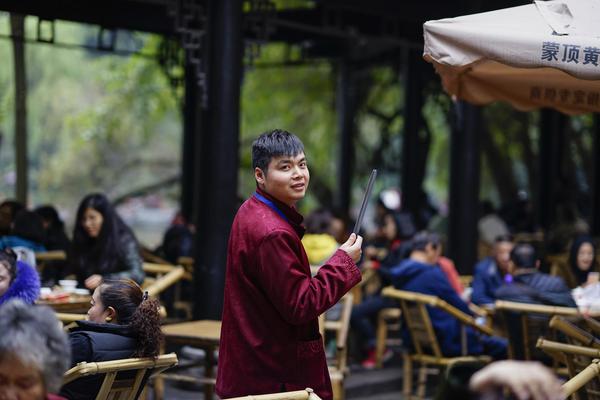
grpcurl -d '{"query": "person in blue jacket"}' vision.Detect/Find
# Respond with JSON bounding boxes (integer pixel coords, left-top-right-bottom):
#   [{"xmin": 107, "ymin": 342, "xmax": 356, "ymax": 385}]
[
  {"xmin": 471, "ymin": 234, "xmax": 514, "ymax": 305},
  {"xmin": 0, "ymin": 248, "xmax": 41, "ymax": 306},
  {"xmin": 390, "ymin": 232, "xmax": 506, "ymax": 359}
]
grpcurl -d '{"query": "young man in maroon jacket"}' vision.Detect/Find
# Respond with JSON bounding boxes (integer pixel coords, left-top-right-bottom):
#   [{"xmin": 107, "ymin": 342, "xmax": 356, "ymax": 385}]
[{"xmin": 216, "ymin": 129, "xmax": 363, "ymax": 400}]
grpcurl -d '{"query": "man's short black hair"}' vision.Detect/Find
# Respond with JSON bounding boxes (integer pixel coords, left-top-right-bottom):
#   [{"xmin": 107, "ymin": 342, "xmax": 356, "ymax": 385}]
[
  {"xmin": 411, "ymin": 231, "xmax": 438, "ymax": 252},
  {"xmin": 252, "ymin": 129, "xmax": 304, "ymax": 173},
  {"xmin": 494, "ymin": 234, "xmax": 514, "ymax": 244},
  {"xmin": 510, "ymin": 243, "xmax": 537, "ymax": 269}
]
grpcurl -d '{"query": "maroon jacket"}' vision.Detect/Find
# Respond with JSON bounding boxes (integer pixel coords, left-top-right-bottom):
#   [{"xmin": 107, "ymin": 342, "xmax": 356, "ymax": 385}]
[{"xmin": 216, "ymin": 189, "xmax": 361, "ymax": 399}]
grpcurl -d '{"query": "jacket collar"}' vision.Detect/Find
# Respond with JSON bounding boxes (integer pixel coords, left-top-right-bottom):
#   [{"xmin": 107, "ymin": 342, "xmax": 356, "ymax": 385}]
[
  {"xmin": 256, "ymin": 188, "xmax": 305, "ymax": 238},
  {"xmin": 72, "ymin": 320, "xmax": 136, "ymax": 337}
]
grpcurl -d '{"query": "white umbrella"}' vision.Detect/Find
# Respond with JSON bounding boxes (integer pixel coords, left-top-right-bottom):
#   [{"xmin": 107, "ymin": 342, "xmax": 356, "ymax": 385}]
[{"xmin": 423, "ymin": 0, "xmax": 600, "ymax": 115}]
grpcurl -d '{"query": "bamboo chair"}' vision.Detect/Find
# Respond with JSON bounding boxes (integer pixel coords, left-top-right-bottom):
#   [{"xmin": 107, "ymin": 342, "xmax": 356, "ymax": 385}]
[
  {"xmin": 318, "ymin": 293, "xmax": 353, "ymax": 400},
  {"xmin": 224, "ymin": 388, "xmax": 322, "ymax": 400},
  {"xmin": 382, "ymin": 287, "xmax": 493, "ymax": 400},
  {"xmin": 143, "ymin": 262, "xmax": 192, "ymax": 319},
  {"xmin": 495, "ymin": 300, "xmax": 581, "ymax": 362},
  {"xmin": 62, "ymin": 353, "xmax": 178, "ymax": 400},
  {"xmin": 537, "ymin": 339, "xmax": 600, "ymax": 399}
]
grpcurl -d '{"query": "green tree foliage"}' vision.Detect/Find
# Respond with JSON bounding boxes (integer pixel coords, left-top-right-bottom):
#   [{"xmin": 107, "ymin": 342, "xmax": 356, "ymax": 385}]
[{"xmin": 0, "ymin": 15, "xmax": 181, "ymax": 212}]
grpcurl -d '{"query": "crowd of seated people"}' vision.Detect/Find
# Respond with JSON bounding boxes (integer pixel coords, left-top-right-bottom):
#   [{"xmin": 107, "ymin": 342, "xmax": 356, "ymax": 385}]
[
  {"xmin": 0, "ymin": 185, "xmax": 598, "ymax": 399},
  {"xmin": 389, "ymin": 232, "xmax": 507, "ymax": 360}
]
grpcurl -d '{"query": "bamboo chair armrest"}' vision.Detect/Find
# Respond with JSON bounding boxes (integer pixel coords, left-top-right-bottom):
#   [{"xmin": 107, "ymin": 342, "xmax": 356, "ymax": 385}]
[
  {"xmin": 63, "ymin": 353, "xmax": 178, "ymax": 385},
  {"xmin": 145, "ymin": 267, "xmax": 186, "ymax": 298},
  {"xmin": 381, "ymin": 287, "xmax": 494, "ymax": 336},
  {"xmin": 35, "ymin": 250, "xmax": 67, "ymax": 261},
  {"xmin": 143, "ymin": 262, "xmax": 177, "ymax": 275},
  {"xmin": 537, "ymin": 338, "xmax": 600, "ymax": 358},
  {"xmin": 438, "ymin": 300, "xmax": 494, "ymax": 336},
  {"xmin": 225, "ymin": 388, "xmax": 322, "ymax": 400},
  {"xmin": 549, "ymin": 316, "xmax": 600, "ymax": 348},
  {"xmin": 562, "ymin": 359, "xmax": 600, "ymax": 397},
  {"xmin": 495, "ymin": 300, "xmax": 581, "ymax": 316}
]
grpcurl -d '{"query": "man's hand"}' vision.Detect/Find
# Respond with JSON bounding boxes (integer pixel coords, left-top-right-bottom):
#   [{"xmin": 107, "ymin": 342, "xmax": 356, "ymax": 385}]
[
  {"xmin": 339, "ymin": 233, "xmax": 363, "ymax": 264},
  {"xmin": 85, "ymin": 274, "xmax": 103, "ymax": 290},
  {"xmin": 469, "ymin": 360, "xmax": 564, "ymax": 400}
]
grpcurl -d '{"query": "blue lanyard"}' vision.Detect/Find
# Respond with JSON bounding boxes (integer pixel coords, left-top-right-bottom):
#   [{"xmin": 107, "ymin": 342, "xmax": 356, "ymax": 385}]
[{"xmin": 254, "ymin": 192, "xmax": 289, "ymax": 224}]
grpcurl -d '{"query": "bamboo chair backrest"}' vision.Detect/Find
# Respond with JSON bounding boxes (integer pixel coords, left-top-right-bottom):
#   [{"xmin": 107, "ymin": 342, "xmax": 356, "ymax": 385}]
[
  {"xmin": 495, "ymin": 300, "xmax": 581, "ymax": 361},
  {"xmin": 549, "ymin": 316, "xmax": 600, "ymax": 349},
  {"xmin": 142, "ymin": 263, "xmax": 187, "ymax": 297},
  {"xmin": 63, "ymin": 353, "xmax": 178, "ymax": 400},
  {"xmin": 224, "ymin": 388, "xmax": 322, "ymax": 400},
  {"xmin": 382, "ymin": 287, "xmax": 493, "ymax": 359},
  {"xmin": 537, "ymin": 339, "xmax": 600, "ymax": 400},
  {"xmin": 319, "ymin": 293, "xmax": 353, "ymax": 372}
]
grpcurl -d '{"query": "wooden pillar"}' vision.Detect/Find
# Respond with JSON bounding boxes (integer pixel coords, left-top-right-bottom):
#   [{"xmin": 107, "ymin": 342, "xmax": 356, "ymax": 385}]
[
  {"xmin": 11, "ymin": 14, "xmax": 27, "ymax": 204},
  {"xmin": 335, "ymin": 60, "xmax": 356, "ymax": 218},
  {"xmin": 591, "ymin": 114, "xmax": 600, "ymax": 236},
  {"xmin": 538, "ymin": 109, "xmax": 566, "ymax": 231},
  {"xmin": 448, "ymin": 101, "xmax": 481, "ymax": 274},
  {"xmin": 401, "ymin": 48, "xmax": 425, "ymax": 226},
  {"xmin": 193, "ymin": 0, "xmax": 243, "ymax": 319}
]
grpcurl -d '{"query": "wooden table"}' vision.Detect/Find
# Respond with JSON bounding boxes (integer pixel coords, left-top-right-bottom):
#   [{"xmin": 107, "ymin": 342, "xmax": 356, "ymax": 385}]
[
  {"xmin": 160, "ymin": 320, "xmax": 221, "ymax": 400},
  {"xmin": 37, "ymin": 294, "xmax": 91, "ymax": 313}
]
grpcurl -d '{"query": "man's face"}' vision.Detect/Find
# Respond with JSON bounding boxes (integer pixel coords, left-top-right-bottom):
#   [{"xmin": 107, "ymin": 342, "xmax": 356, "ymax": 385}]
[
  {"xmin": 255, "ymin": 153, "xmax": 310, "ymax": 207},
  {"xmin": 424, "ymin": 243, "xmax": 440, "ymax": 264},
  {"xmin": 493, "ymin": 241, "xmax": 514, "ymax": 274}
]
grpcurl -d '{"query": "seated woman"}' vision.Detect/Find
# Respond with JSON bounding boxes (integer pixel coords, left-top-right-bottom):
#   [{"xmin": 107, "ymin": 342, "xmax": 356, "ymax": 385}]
[
  {"xmin": 0, "ymin": 248, "xmax": 40, "ymax": 306},
  {"xmin": 569, "ymin": 236, "xmax": 600, "ymax": 310},
  {"xmin": 60, "ymin": 279, "xmax": 163, "ymax": 400},
  {"xmin": 0, "ymin": 300, "xmax": 71, "ymax": 400},
  {"xmin": 70, "ymin": 193, "xmax": 144, "ymax": 290},
  {"xmin": 569, "ymin": 235, "xmax": 598, "ymax": 287}
]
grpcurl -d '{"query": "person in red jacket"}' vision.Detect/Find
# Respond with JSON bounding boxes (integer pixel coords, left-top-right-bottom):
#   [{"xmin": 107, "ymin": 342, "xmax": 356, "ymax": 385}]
[{"xmin": 216, "ymin": 129, "xmax": 363, "ymax": 400}]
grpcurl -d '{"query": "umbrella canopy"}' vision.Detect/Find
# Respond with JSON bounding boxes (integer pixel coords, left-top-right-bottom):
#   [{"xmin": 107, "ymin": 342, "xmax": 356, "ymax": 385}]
[{"xmin": 423, "ymin": 0, "xmax": 600, "ymax": 115}]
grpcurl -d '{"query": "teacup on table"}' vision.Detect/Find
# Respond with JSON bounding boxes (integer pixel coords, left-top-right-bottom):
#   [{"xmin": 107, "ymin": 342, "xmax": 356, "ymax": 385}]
[{"xmin": 58, "ymin": 279, "xmax": 78, "ymax": 293}]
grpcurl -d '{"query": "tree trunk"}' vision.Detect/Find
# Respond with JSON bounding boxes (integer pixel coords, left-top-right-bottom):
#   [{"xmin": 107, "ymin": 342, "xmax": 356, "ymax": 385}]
[
  {"xmin": 11, "ymin": 13, "xmax": 27, "ymax": 204},
  {"xmin": 480, "ymin": 124, "xmax": 518, "ymax": 205}
]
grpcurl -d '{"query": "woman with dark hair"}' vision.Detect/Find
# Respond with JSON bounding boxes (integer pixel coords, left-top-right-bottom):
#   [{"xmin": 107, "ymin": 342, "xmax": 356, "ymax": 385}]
[
  {"xmin": 0, "ymin": 248, "xmax": 41, "ymax": 305},
  {"xmin": 60, "ymin": 279, "xmax": 163, "ymax": 400},
  {"xmin": 70, "ymin": 193, "xmax": 144, "ymax": 290},
  {"xmin": 569, "ymin": 235, "xmax": 598, "ymax": 288}
]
